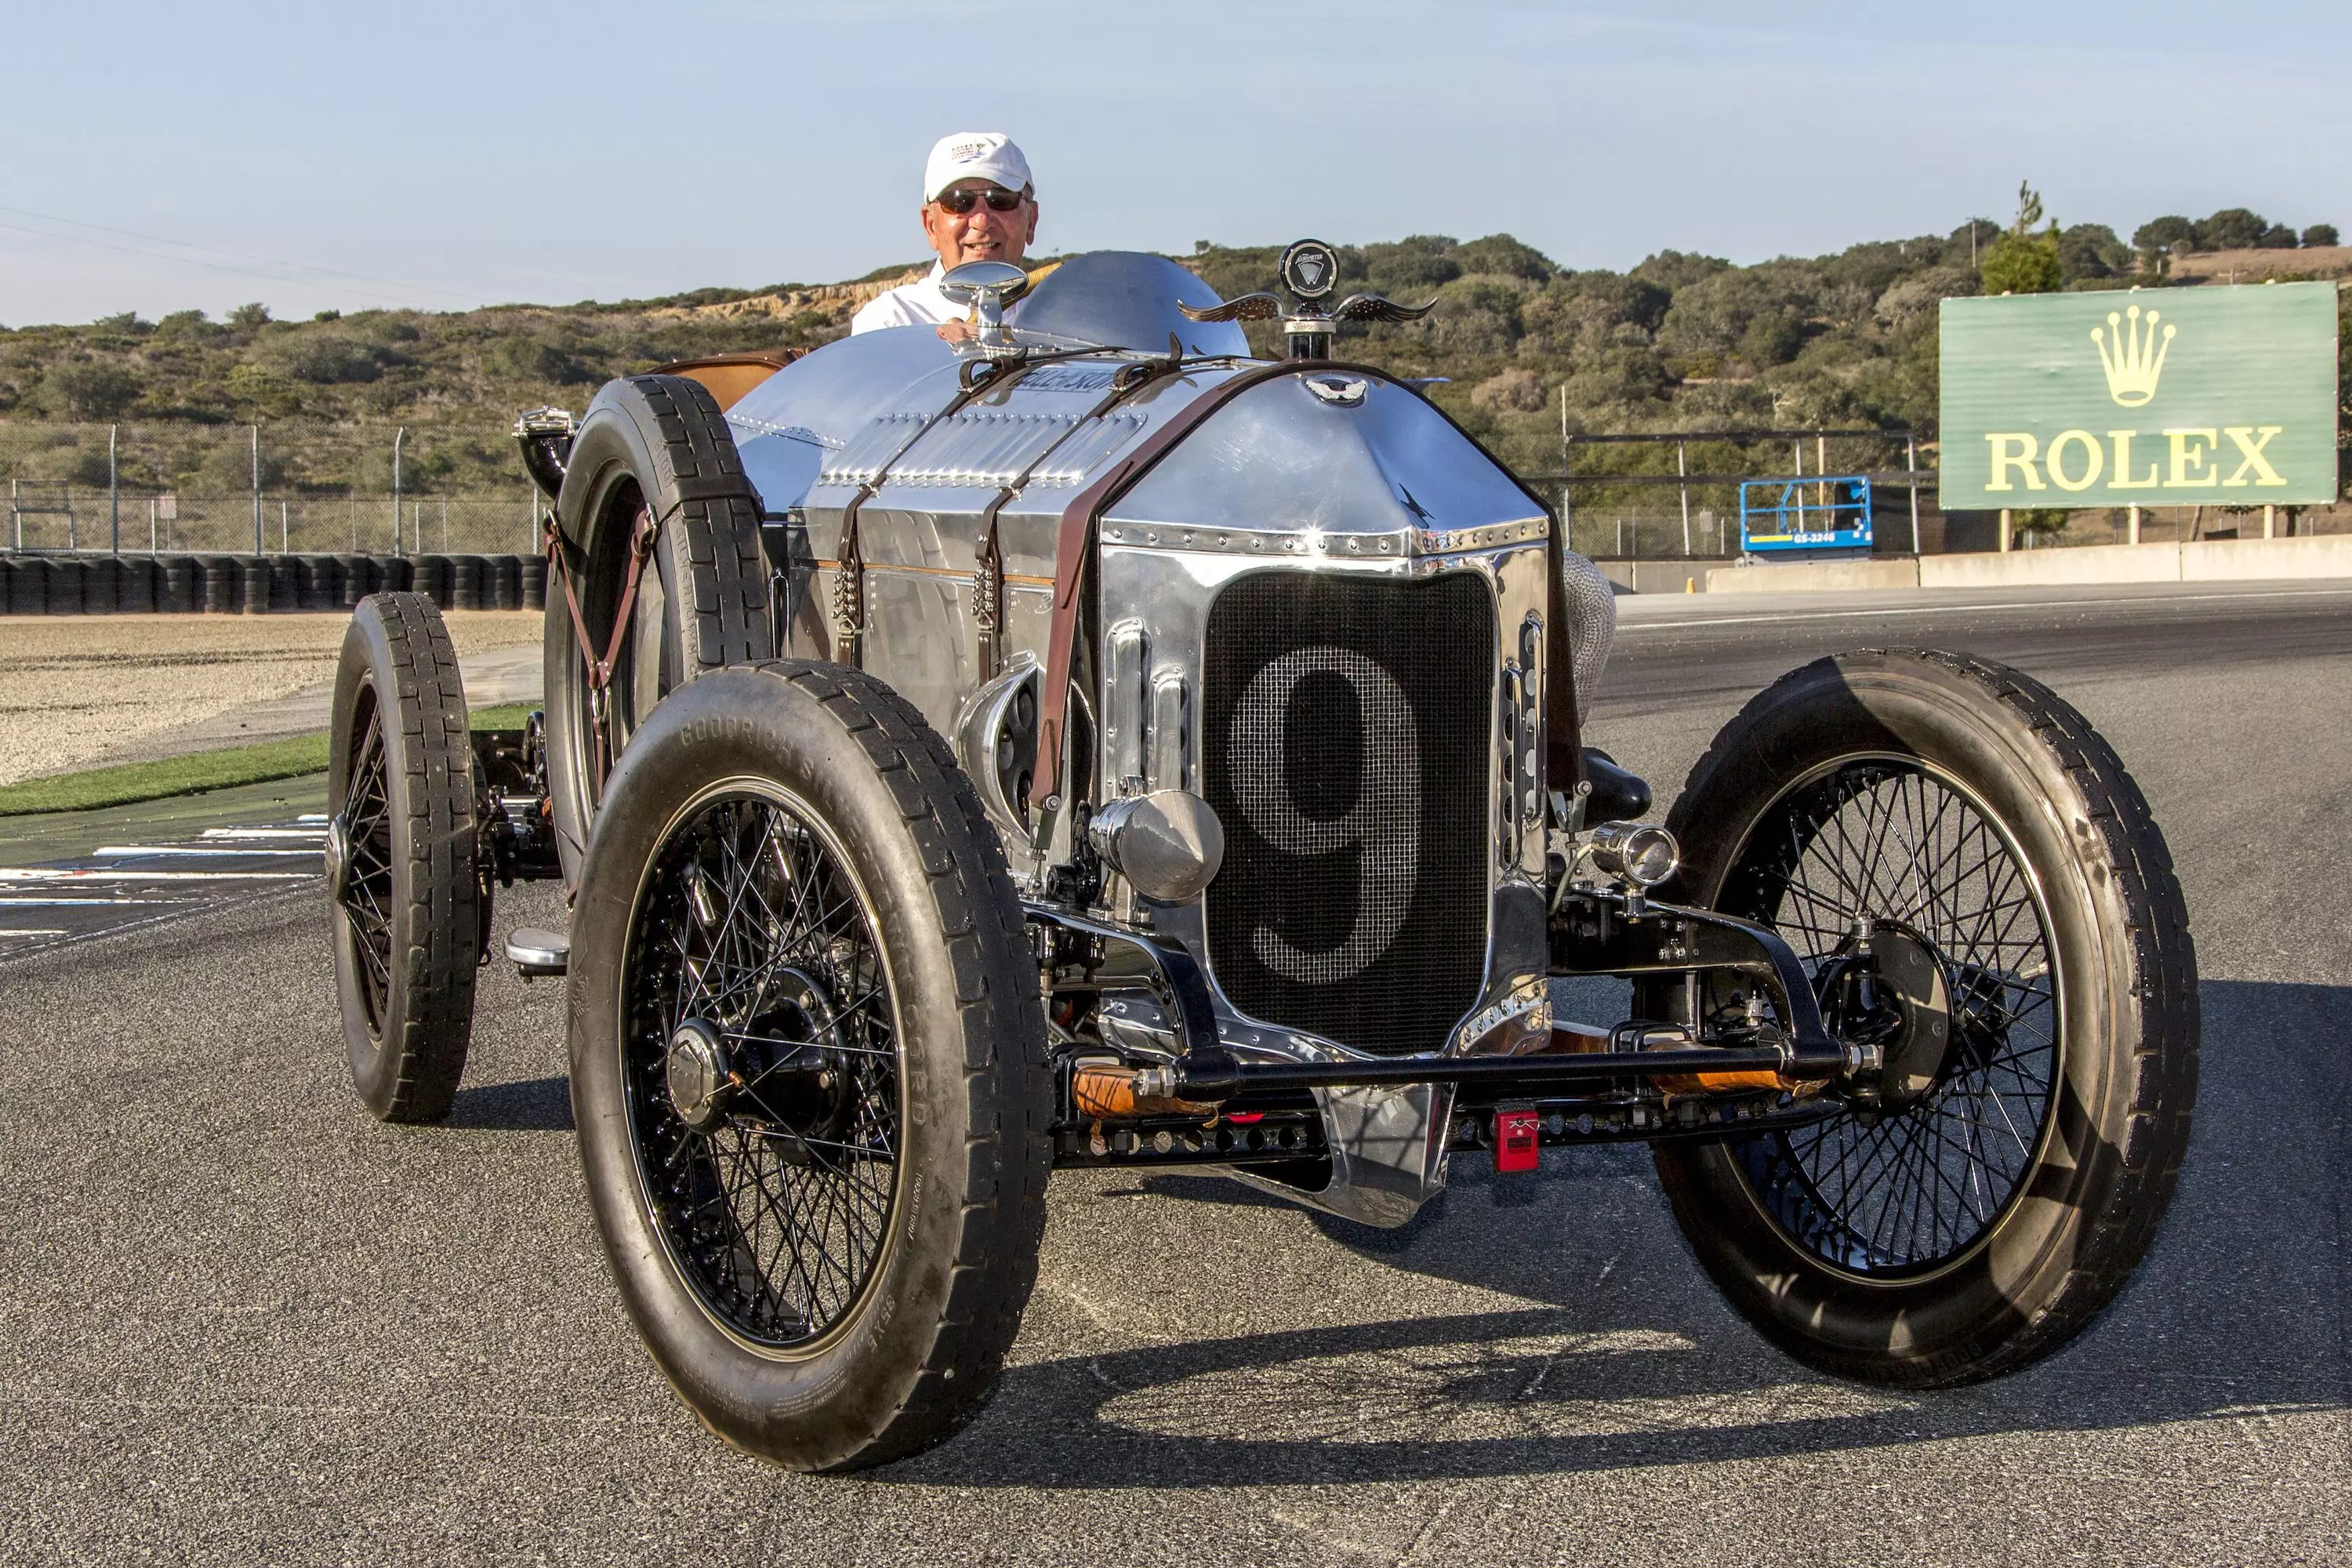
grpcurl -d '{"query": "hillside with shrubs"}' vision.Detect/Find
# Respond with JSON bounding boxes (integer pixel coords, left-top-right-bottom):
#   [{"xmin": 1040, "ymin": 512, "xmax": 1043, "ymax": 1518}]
[{"xmin": 2, "ymin": 198, "xmax": 2343, "ymax": 503}]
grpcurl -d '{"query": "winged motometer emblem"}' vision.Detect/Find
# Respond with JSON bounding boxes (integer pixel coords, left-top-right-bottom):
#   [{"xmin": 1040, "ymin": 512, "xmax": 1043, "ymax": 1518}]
[{"xmin": 1178, "ymin": 238, "xmax": 1435, "ymax": 357}]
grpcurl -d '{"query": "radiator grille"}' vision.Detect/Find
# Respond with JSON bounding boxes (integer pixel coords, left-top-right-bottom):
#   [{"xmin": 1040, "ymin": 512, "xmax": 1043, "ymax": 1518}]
[{"xmin": 1201, "ymin": 571, "xmax": 1494, "ymax": 1055}]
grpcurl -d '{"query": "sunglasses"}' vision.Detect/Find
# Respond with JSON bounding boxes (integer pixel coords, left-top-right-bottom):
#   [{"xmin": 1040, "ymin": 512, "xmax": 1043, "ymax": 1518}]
[{"xmin": 935, "ymin": 185, "xmax": 1026, "ymax": 215}]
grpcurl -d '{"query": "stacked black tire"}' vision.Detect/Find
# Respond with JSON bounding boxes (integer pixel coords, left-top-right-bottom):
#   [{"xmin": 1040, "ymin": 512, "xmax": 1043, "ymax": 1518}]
[{"xmin": 0, "ymin": 551, "xmax": 542, "ymax": 614}]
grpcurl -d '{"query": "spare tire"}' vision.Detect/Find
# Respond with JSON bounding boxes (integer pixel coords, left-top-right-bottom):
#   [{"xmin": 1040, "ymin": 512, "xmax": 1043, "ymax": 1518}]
[{"xmin": 544, "ymin": 373, "xmax": 774, "ymax": 884}]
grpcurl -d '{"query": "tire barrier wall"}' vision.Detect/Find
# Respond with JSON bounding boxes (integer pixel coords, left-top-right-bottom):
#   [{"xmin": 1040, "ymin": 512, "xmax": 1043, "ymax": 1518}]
[{"xmin": 0, "ymin": 554, "xmax": 546, "ymax": 615}]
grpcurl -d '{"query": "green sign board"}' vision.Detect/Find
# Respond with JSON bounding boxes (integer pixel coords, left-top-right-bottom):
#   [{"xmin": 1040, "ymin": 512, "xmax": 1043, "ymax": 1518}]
[{"xmin": 1939, "ymin": 281, "xmax": 2339, "ymax": 510}]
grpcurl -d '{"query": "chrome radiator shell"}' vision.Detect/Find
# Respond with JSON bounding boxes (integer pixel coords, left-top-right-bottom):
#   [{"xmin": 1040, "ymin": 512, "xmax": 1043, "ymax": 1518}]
[{"xmin": 720, "ymin": 254, "xmax": 1607, "ymax": 1225}]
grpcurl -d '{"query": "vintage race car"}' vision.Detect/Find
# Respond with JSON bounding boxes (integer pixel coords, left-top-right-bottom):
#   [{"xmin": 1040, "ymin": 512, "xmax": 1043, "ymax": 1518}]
[{"xmin": 321, "ymin": 243, "xmax": 2198, "ymax": 1472}]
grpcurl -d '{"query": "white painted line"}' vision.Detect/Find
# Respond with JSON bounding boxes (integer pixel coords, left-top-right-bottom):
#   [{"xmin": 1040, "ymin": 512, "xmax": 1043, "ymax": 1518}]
[
  {"xmin": 0, "ymin": 868, "xmax": 311, "ymax": 883},
  {"xmin": 199, "ymin": 828, "xmax": 327, "ymax": 840},
  {"xmin": 0, "ymin": 929, "xmax": 67, "ymax": 938},
  {"xmin": 296, "ymin": 814, "xmax": 330, "ymax": 823},
  {"xmin": 93, "ymin": 846, "xmax": 321, "ymax": 858},
  {"xmin": 1622, "ymin": 586, "xmax": 2352, "ymax": 633},
  {"xmin": 0, "ymin": 897, "xmax": 199, "ymax": 907}
]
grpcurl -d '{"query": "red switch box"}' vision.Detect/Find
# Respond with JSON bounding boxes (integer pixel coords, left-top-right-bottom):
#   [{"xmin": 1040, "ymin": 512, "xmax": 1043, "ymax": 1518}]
[{"xmin": 1494, "ymin": 1109, "xmax": 1540, "ymax": 1173}]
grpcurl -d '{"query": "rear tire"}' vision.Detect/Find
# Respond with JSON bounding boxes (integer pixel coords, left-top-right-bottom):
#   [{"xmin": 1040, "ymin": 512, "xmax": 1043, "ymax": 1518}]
[
  {"xmin": 543, "ymin": 372, "xmax": 773, "ymax": 884},
  {"xmin": 1653, "ymin": 648, "xmax": 2196, "ymax": 1387},
  {"xmin": 326, "ymin": 593, "xmax": 481, "ymax": 1123},
  {"xmin": 567, "ymin": 662, "xmax": 1048, "ymax": 1471}
]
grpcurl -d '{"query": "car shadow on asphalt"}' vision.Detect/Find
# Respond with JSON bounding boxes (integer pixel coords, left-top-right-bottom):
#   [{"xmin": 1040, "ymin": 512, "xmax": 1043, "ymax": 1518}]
[
  {"xmin": 445, "ymin": 1074, "xmax": 574, "ymax": 1131},
  {"xmin": 874, "ymin": 978, "xmax": 2347, "ymax": 1488}
]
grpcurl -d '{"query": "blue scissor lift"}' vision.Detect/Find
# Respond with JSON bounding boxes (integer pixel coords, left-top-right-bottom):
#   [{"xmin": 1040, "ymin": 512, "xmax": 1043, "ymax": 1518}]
[{"xmin": 1739, "ymin": 474, "xmax": 1873, "ymax": 560}]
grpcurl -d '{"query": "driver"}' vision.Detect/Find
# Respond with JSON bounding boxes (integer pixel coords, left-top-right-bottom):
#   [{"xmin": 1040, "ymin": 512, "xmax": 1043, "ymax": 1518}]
[{"xmin": 851, "ymin": 132, "xmax": 1041, "ymax": 339}]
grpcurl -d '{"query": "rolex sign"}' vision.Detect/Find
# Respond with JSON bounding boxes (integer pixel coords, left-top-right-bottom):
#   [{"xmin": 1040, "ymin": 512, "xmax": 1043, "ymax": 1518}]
[{"xmin": 1939, "ymin": 281, "xmax": 2339, "ymax": 509}]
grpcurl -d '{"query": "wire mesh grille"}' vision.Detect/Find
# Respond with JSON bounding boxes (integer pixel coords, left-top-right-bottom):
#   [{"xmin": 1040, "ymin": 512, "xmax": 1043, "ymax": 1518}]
[{"xmin": 1201, "ymin": 571, "xmax": 1494, "ymax": 1055}]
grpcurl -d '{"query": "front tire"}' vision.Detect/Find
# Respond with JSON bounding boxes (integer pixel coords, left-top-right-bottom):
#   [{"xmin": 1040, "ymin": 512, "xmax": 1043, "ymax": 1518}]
[
  {"xmin": 567, "ymin": 662, "xmax": 1049, "ymax": 1470},
  {"xmin": 1654, "ymin": 648, "xmax": 2196, "ymax": 1386}
]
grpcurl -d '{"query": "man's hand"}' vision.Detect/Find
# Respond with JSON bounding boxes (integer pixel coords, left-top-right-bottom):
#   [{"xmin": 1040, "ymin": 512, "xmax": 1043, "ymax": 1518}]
[{"xmin": 936, "ymin": 320, "xmax": 977, "ymax": 344}]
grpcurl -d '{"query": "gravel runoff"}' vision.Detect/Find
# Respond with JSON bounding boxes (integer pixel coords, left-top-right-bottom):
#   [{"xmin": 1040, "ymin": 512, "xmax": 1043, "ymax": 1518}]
[{"xmin": 0, "ymin": 612, "xmax": 542, "ymax": 786}]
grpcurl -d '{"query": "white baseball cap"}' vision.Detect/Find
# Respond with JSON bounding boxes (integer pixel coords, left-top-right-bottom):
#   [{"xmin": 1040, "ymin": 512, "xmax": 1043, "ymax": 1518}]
[{"xmin": 923, "ymin": 132, "xmax": 1033, "ymax": 203}]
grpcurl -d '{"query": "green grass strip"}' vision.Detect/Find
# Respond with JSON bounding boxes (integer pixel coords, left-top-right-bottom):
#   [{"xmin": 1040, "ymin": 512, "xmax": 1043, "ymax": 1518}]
[
  {"xmin": 0, "ymin": 699, "xmax": 541, "ymax": 817},
  {"xmin": 468, "ymin": 702, "xmax": 537, "ymax": 731},
  {"xmin": 0, "ymin": 734, "xmax": 332, "ymax": 816}
]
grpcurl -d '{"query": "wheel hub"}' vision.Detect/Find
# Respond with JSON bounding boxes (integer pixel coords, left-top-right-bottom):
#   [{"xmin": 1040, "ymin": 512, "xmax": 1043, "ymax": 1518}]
[
  {"xmin": 323, "ymin": 813, "xmax": 352, "ymax": 903},
  {"xmin": 739, "ymin": 970, "xmax": 851, "ymax": 1143},
  {"xmin": 1868, "ymin": 924, "xmax": 1954, "ymax": 1109},
  {"xmin": 1817, "ymin": 920, "xmax": 1954, "ymax": 1112},
  {"xmin": 666, "ymin": 1018, "xmax": 733, "ymax": 1133}
]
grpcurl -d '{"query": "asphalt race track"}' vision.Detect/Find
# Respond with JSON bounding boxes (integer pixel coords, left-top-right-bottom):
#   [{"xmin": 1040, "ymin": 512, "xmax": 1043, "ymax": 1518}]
[{"xmin": 2, "ymin": 581, "xmax": 2347, "ymax": 1566}]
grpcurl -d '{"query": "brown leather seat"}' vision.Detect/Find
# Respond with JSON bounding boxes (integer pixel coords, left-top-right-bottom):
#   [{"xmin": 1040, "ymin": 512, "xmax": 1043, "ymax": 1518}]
[{"xmin": 648, "ymin": 350, "xmax": 805, "ymax": 412}]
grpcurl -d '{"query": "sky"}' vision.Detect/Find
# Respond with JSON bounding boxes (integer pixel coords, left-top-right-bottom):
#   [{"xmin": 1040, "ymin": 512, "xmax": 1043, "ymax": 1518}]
[{"xmin": 5, "ymin": 1, "xmax": 2349, "ymax": 325}]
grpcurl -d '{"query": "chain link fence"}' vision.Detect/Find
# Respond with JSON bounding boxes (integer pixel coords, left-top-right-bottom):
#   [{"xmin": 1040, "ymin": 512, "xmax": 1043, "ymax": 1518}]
[{"xmin": 0, "ymin": 421, "xmax": 537, "ymax": 556}]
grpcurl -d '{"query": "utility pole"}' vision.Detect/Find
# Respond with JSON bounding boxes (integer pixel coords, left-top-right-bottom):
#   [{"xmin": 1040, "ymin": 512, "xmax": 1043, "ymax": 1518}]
[
  {"xmin": 108, "ymin": 425, "xmax": 119, "ymax": 555},
  {"xmin": 250, "ymin": 425, "xmax": 262, "ymax": 556},
  {"xmin": 1905, "ymin": 434, "xmax": 1920, "ymax": 554},
  {"xmin": 1677, "ymin": 440, "xmax": 1691, "ymax": 556},
  {"xmin": 392, "ymin": 427, "xmax": 406, "ymax": 554}
]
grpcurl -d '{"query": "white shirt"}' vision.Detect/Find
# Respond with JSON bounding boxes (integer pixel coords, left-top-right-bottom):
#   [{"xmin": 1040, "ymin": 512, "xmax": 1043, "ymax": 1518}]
[
  {"xmin": 851, "ymin": 262, "xmax": 959, "ymax": 334},
  {"xmin": 850, "ymin": 260, "xmax": 1031, "ymax": 335}
]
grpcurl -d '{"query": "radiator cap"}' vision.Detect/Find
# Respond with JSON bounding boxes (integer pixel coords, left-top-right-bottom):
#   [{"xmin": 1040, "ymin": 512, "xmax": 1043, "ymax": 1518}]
[{"xmin": 1088, "ymin": 791, "xmax": 1225, "ymax": 903}]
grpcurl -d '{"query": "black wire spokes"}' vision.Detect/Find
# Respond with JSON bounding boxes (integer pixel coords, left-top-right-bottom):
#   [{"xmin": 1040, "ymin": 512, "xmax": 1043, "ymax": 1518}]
[
  {"xmin": 339, "ymin": 698, "xmax": 396, "ymax": 1032},
  {"xmin": 1724, "ymin": 760, "xmax": 2060, "ymax": 1276},
  {"xmin": 623, "ymin": 793, "xmax": 902, "ymax": 1348}
]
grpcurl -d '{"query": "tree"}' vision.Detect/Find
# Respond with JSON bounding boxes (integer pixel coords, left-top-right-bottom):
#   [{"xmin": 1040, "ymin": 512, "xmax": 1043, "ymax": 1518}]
[
  {"xmin": 2194, "ymin": 208, "xmax": 2268, "ymax": 251},
  {"xmin": 1452, "ymin": 234, "xmax": 1556, "ymax": 282},
  {"xmin": 2012, "ymin": 508, "xmax": 2069, "ymax": 546},
  {"xmin": 1980, "ymin": 183, "xmax": 2061, "ymax": 295},
  {"xmin": 44, "ymin": 361, "xmax": 143, "ymax": 419},
  {"xmin": 2306, "ymin": 223, "xmax": 2340, "ymax": 248},
  {"xmin": 2257, "ymin": 223, "xmax": 2300, "ymax": 249},
  {"xmin": 2058, "ymin": 223, "xmax": 2132, "ymax": 282},
  {"xmin": 1630, "ymin": 249, "xmax": 1730, "ymax": 291},
  {"xmin": 227, "ymin": 302, "xmax": 272, "ymax": 330},
  {"xmin": 2133, "ymin": 215, "xmax": 2195, "ymax": 257}
]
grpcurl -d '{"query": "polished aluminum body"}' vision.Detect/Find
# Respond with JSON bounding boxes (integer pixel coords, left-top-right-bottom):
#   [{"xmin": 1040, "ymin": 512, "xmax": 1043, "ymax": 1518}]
[{"xmin": 724, "ymin": 252, "xmax": 1613, "ymax": 1224}]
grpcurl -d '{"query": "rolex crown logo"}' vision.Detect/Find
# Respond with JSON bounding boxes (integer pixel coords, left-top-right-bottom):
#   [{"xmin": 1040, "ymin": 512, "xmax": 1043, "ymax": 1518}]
[{"xmin": 2091, "ymin": 303, "xmax": 2176, "ymax": 408}]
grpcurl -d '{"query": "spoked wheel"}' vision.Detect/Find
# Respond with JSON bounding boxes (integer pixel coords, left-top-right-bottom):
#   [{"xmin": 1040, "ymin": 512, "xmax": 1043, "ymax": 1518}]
[
  {"xmin": 568, "ymin": 662, "xmax": 1048, "ymax": 1471},
  {"xmin": 1724, "ymin": 759, "xmax": 2063, "ymax": 1272},
  {"xmin": 327, "ymin": 593, "xmax": 480, "ymax": 1123},
  {"xmin": 1654, "ymin": 649, "xmax": 2196, "ymax": 1386},
  {"xmin": 334, "ymin": 703, "xmax": 397, "ymax": 1028},
  {"xmin": 628, "ymin": 789, "xmax": 903, "ymax": 1348}
]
